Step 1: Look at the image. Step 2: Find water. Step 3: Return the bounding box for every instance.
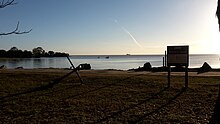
[0,54,220,70]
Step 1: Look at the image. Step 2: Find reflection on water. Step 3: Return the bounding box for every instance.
[0,55,219,70]
[48,58,55,67]
[7,59,21,68]
[0,57,70,69]
[33,58,42,68]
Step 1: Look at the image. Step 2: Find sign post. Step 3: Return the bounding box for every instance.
[167,46,189,88]
[168,65,171,87]
[185,65,188,88]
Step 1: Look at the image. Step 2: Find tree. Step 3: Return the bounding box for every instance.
[9,46,18,51]
[32,47,45,57]
[0,0,16,8]
[0,0,32,36]
[48,51,55,56]
[7,47,22,57]
[54,52,69,57]
[22,50,33,58]
[217,0,220,31]
[0,50,7,57]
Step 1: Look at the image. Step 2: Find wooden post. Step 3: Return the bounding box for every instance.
[163,57,165,67]
[168,66,171,88]
[185,65,188,88]
[165,51,167,67]
[167,46,189,88]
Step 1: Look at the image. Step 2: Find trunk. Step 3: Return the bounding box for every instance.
[217,0,220,30]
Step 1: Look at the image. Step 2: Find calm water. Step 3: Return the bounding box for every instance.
[0,54,220,70]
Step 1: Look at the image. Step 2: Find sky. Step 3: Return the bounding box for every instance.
[0,0,220,55]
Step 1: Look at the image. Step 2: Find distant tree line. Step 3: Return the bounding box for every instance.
[0,47,69,58]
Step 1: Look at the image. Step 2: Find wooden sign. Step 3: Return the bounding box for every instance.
[167,45,189,88]
[167,46,189,66]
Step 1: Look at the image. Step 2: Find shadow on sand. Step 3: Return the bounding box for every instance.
[94,87,186,124]
[0,69,80,102]
[209,84,220,124]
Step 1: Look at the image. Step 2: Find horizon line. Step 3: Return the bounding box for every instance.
[69,53,220,56]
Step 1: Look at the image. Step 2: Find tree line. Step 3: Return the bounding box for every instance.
[0,47,69,58]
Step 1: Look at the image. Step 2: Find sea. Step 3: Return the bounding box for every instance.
[0,54,220,70]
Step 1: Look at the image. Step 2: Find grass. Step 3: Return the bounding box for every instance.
[0,69,219,123]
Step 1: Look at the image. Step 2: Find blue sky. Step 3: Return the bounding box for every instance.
[0,0,219,55]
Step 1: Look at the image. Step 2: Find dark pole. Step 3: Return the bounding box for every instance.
[185,66,188,88]
[165,51,167,67]
[163,57,165,67]
[185,46,189,88]
[217,0,220,31]
[168,66,171,88]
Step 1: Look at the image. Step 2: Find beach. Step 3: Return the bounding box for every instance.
[0,68,219,123]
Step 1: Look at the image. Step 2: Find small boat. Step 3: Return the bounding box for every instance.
[105,56,109,59]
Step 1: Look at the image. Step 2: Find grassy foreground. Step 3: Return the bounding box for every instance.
[0,69,220,123]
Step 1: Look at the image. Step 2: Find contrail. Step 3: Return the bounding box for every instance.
[114,19,142,48]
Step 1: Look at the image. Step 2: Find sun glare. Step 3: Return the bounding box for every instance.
[211,32,220,53]
[209,21,220,54]
[198,16,220,54]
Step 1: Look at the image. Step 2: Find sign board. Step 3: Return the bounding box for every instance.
[167,46,189,66]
